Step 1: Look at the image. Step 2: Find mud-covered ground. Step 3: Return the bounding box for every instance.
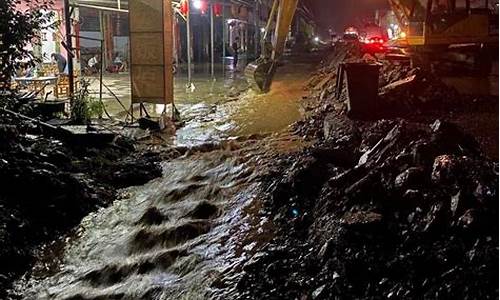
[0,97,171,297]
[214,45,499,299]
[3,45,498,299]
[5,53,319,300]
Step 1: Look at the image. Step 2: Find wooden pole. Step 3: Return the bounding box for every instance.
[210,3,215,78]
[63,0,74,97]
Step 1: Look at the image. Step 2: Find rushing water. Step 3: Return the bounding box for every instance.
[16,135,303,300]
[14,54,319,299]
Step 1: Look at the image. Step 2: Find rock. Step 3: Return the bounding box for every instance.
[431,155,459,185]
[0,125,19,146]
[341,211,383,227]
[344,171,380,200]
[456,209,479,230]
[317,238,334,260]
[422,201,447,233]
[473,182,495,205]
[401,189,426,208]
[312,284,327,299]
[412,141,436,166]
[311,145,357,167]
[394,167,426,190]
[450,190,468,217]
[430,120,479,155]
[358,123,404,167]
[380,74,417,95]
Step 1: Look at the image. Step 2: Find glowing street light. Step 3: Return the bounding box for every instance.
[192,0,208,14]
[192,0,202,10]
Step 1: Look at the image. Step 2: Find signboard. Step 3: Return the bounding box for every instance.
[129,0,173,104]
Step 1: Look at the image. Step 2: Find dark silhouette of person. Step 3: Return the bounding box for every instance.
[51,53,67,74]
[232,37,239,69]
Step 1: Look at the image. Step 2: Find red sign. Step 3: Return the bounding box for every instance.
[180,0,189,16]
[213,3,222,17]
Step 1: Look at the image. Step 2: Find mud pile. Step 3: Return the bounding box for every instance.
[224,115,498,299]
[0,97,164,297]
[379,66,461,115]
[216,46,498,299]
[295,44,497,156]
[299,44,461,125]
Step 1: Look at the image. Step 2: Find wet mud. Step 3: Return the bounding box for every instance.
[215,44,498,299]
[15,134,304,300]
[0,97,166,298]
[7,46,498,300]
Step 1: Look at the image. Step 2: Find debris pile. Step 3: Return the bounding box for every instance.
[224,115,498,299]
[0,96,165,296]
[217,46,498,299]
[295,44,497,156]
[379,67,461,115]
[300,44,466,121]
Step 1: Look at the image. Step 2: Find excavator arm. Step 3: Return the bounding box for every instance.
[245,0,299,92]
[387,0,426,27]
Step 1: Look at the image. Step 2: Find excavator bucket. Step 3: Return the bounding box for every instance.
[244,58,275,92]
[245,0,298,93]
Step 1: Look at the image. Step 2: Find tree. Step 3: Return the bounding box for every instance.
[0,0,54,90]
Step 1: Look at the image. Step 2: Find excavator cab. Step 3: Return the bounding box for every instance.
[245,0,299,93]
[392,0,498,47]
[424,0,497,45]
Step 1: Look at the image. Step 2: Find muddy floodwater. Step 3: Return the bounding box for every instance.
[174,65,311,145]
[13,54,320,299]
[92,56,316,146]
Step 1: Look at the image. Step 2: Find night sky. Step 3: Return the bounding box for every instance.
[306,0,389,35]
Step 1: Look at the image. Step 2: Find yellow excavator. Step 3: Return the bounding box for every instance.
[244,0,299,92]
[388,0,498,71]
[388,0,497,47]
[245,0,498,93]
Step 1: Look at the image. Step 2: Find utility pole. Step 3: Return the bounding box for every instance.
[255,0,260,58]
[63,0,74,97]
[222,0,226,69]
[186,0,192,88]
[210,2,215,78]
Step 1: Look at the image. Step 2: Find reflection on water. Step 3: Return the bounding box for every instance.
[98,57,315,147]
[17,135,303,300]
[15,54,320,299]
[171,59,314,146]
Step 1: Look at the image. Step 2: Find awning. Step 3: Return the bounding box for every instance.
[69,0,255,13]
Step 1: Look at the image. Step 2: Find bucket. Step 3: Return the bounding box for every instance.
[343,62,381,119]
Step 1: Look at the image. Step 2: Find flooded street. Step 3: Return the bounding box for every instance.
[14,54,319,299]
[3,0,498,297]
[88,55,317,146]
[174,62,312,145]
[17,135,305,300]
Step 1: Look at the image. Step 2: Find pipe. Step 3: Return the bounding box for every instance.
[99,39,104,104]
[222,0,226,61]
[71,3,129,13]
[186,0,192,87]
[64,0,74,97]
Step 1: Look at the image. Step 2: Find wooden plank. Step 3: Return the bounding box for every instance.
[163,0,173,104]
[129,0,173,105]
